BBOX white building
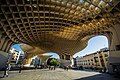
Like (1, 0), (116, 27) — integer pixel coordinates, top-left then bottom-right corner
(10, 48), (21, 64)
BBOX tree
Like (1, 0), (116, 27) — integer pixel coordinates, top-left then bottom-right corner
(47, 58), (59, 66)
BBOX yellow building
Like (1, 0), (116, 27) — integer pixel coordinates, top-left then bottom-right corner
(76, 49), (108, 70)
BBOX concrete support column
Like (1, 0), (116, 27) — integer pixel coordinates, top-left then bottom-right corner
(108, 24), (120, 73)
(108, 51), (120, 73)
(2, 39), (9, 52)
(70, 55), (73, 60)
(6, 42), (13, 53)
(109, 24), (120, 51)
(24, 53), (35, 65)
(25, 57), (32, 65)
(0, 51), (9, 67)
(60, 55), (65, 59)
(0, 37), (5, 50)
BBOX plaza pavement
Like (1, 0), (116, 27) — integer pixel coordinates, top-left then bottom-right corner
(0, 68), (119, 80)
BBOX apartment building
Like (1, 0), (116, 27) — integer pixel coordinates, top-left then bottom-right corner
(9, 48), (21, 64)
(75, 48), (108, 70)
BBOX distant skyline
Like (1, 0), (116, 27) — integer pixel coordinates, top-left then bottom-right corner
(11, 35), (108, 59)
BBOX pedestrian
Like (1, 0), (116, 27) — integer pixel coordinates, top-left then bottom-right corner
(51, 66), (53, 70)
(35, 65), (37, 69)
(66, 66), (69, 71)
(49, 66), (51, 70)
(3, 63), (10, 77)
(19, 63), (23, 73)
(54, 66), (56, 70)
(64, 66), (66, 70)
(103, 67), (106, 73)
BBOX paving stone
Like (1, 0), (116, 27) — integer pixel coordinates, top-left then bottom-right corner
(0, 68), (119, 80)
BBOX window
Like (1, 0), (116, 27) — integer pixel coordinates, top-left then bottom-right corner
(105, 54), (108, 57)
(101, 59), (104, 62)
(106, 58), (108, 61)
(91, 59), (93, 61)
(94, 57), (98, 62)
(100, 56), (102, 58)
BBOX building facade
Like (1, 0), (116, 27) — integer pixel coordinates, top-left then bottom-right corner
(76, 49), (108, 70)
(9, 48), (21, 64)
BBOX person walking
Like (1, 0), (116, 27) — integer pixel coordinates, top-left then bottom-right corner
(48, 66), (51, 70)
(19, 65), (22, 73)
(66, 66), (69, 71)
(53, 66), (56, 70)
(19, 62), (23, 73)
(3, 63), (10, 77)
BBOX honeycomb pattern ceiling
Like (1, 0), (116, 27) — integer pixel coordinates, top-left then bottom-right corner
(0, 0), (120, 55)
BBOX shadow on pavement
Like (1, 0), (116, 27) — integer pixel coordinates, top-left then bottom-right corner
(75, 73), (120, 80)
(41, 69), (50, 71)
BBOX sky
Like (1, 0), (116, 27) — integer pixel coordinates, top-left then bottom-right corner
(12, 44), (24, 54)
(73, 35), (108, 58)
(11, 35), (108, 59)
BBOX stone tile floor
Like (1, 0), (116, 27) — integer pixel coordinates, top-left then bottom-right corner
(0, 68), (119, 80)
